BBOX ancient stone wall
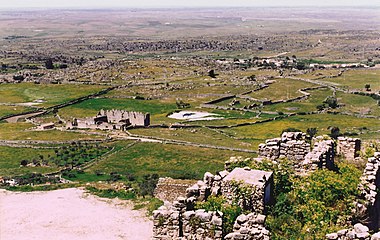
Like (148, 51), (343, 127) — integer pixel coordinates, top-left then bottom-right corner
(154, 177), (196, 203)
(326, 223), (370, 240)
(99, 109), (150, 126)
(356, 152), (380, 230)
(337, 137), (361, 161)
(153, 205), (181, 239)
(182, 210), (223, 239)
(225, 213), (270, 240)
(327, 152), (380, 238)
(301, 137), (335, 172)
(258, 132), (310, 161)
(153, 168), (272, 239)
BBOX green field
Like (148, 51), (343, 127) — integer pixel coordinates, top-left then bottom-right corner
(0, 146), (57, 176)
(222, 114), (380, 147)
(58, 98), (178, 124)
(87, 142), (253, 179)
(0, 83), (106, 107)
(320, 69), (380, 91)
(0, 122), (105, 141)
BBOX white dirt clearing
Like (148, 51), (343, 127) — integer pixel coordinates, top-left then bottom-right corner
(0, 188), (153, 240)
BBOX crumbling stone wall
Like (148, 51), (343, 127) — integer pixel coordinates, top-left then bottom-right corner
(182, 210), (223, 239)
(225, 213), (270, 240)
(301, 137), (335, 171)
(326, 223), (370, 240)
(327, 152), (380, 239)
(259, 132), (310, 161)
(153, 205), (182, 239)
(99, 109), (150, 126)
(153, 168), (272, 239)
(356, 152), (380, 230)
(337, 137), (361, 161)
(154, 177), (196, 203)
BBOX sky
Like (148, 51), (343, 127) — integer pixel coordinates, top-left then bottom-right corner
(0, 0), (379, 9)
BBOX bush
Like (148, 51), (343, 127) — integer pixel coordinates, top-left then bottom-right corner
(282, 128), (302, 133)
(267, 163), (361, 239)
(196, 195), (242, 235)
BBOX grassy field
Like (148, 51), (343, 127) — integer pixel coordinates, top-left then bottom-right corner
(262, 88), (333, 113)
(87, 141), (253, 179)
(58, 97), (179, 124)
(0, 83), (106, 107)
(129, 127), (255, 150)
(337, 92), (380, 117)
(0, 105), (32, 118)
(0, 123), (105, 141)
(222, 114), (380, 148)
(247, 78), (318, 101)
(319, 69), (380, 91)
(0, 146), (57, 176)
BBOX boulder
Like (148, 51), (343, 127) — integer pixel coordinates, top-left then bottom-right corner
(354, 223), (369, 234)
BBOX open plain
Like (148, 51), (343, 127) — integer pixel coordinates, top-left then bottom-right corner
(0, 6), (380, 240)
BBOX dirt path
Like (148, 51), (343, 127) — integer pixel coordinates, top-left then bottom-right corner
(0, 188), (153, 240)
(4, 111), (45, 123)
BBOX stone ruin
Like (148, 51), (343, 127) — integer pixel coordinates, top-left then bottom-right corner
(258, 132), (310, 161)
(153, 167), (273, 240)
(99, 109), (150, 126)
(326, 153), (380, 240)
(301, 136), (335, 172)
(259, 132), (335, 174)
(152, 132), (366, 239)
(338, 137), (361, 161)
(357, 152), (380, 230)
(154, 177), (196, 203)
(66, 109), (150, 130)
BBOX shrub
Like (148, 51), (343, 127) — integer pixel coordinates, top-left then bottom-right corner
(282, 128), (302, 133)
(196, 195), (242, 235)
(267, 163), (361, 239)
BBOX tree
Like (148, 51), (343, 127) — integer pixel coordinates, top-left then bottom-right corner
(295, 61), (306, 70)
(208, 70), (217, 78)
(248, 74), (256, 81)
(316, 104), (326, 111)
(45, 58), (54, 69)
(138, 174), (159, 197)
(20, 159), (28, 167)
(306, 128), (318, 139)
(329, 126), (340, 139)
(365, 84), (371, 91)
(323, 96), (338, 109)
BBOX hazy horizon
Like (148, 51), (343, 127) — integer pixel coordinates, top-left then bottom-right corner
(0, 0), (379, 9)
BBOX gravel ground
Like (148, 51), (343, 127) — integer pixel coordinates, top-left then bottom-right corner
(0, 188), (153, 240)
